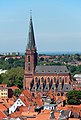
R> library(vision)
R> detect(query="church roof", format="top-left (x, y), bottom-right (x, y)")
top-left (26, 14), bottom-right (36, 50)
top-left (35, 65), bottom-right (69, 74)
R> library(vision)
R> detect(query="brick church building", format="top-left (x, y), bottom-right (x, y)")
top-left (23, 15), bottom-right (71, 95)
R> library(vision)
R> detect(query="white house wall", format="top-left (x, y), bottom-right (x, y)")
top-left (9, 98), bottom-right (26, 114)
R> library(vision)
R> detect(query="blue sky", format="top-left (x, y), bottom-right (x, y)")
top-left (0, 0), bottom-right (81, 53)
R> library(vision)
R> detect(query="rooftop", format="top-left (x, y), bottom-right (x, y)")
top-left (35, 65), bottom-right (69, 74)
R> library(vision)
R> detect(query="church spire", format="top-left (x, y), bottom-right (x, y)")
top-left (26, 11), bottom-right (36, 50)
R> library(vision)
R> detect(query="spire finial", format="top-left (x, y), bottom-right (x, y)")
top-left (26, 10), bottom-right (36, 50)
top-left (30, 9), bottom-right (32, 19)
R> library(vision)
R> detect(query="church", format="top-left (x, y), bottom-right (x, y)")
top-left (23, 14), bottom-right (71, 96)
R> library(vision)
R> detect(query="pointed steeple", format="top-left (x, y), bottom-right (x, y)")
top-left (26, 11), bottom-right (36, 50)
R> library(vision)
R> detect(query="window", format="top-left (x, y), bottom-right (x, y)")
top-left (57, 93), bottom-right (60, 96)
top-left (52, 87), bottom-right (54, 90)
top-left (65, 77), bottom-right (67, 83)
top-left (33, 87), bottom-right (35, 89)
top-left (54, 77), bottom-right (56, 83)
top-left (28, 64), bottom-right (30, 71)
top-left (18, 99), bottom-right (20, 102)
top-left (41, 77), bottom-right (44, 83)
top-left (48, 77), bottom-right (50, 83)
top-left (35, 77), bottom-right (38, 82)
top-left (59, 77), bottom-right (62, 83)
top-left (51, 79), bottom-right (53, 83)
top-left (28, 56), bottom-right (30, 62)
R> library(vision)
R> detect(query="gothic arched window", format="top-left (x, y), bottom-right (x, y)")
top-left (54, 77), bottom-right (56, 83)
top-left (28, 64), bottom-right (30, 71)
top-left (28, 56), bottom-right (30, 62)
top-left (59, 77), bottom-right (62, 83)
top-left (48, 77), bottom-right (50, 83)
top-left (65, 77), bottom-right (67, 83)
top-left (35, 77), bottom-right (38, 82)
top-left (41, 77), bottom-right (44, 83)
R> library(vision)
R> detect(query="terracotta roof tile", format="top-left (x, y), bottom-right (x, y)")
top-left (9, 111), bottom-right (22, 118)
top-left (10, 86), bottom-right (19, 91)
top-left (0, 84), bottom-right (7, 87)
top-left (19, 106), bottom-right (28, 112)
top-left (21, 111), bottom-right (37, 116)
top-left (21, 90), bottom-right (31, 100)
top-left (0, 104), bottom-right (7, 111)
top-left (68, 118), bottom-right (80, 120)
top-left (0, 98), bottom-right (3, 103)
top-left (58, 104), bottom-right (81, 113)
top-left (20, 95), bottom-right (31, 107)
top-left (19, 106), bottom-right (35, 113)
top-left (0, 110), bottom-right (7, 119)
top-left (32, 98), bottom-right (43, 106)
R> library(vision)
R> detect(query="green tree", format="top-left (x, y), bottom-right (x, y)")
top-left (2, 67), bottom-right (24, 89)
top-left (13, 89), bottom-right (22, 97)
top-left (67, 90), bottom-right (81, 105)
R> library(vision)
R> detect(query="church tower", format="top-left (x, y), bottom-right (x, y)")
top-left (23, 14), bottom-right (37, 89)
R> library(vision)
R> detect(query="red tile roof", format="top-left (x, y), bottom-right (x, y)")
top-left (10, 86), bottom-right (19, 91)
top-left (58, 104), bottom-right (81, 113)
top-left (0, 98), bottom-right (3, 103)
top-left (0, 104), bottom-right (7, 111)
top-left (21, 90), bottom-right (31, 100)
top-left (9, 111), bottom-right (22, 118)
top-left (0, 110), bottom-right (7, 119)
top-left (3, 98), bottom-right (14, 109)
top-left (32, 98), bottom-right (43, 107)
top-left (68, 118), bottom-right (80, 120)
top-left (0, 84), bottom-right (7, 87)
top-left (20, 95), bottom-right (31, 107)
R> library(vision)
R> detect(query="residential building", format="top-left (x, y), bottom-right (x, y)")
top-left (74, 74), bottom-right (81, 83)
top-left (9, 98), bottom-right (25, 114)
top-left (0, 87), bottom-right (13, 98)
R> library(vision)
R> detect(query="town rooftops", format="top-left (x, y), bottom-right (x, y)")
top-left (35, 65), bottom-right (69, 74)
